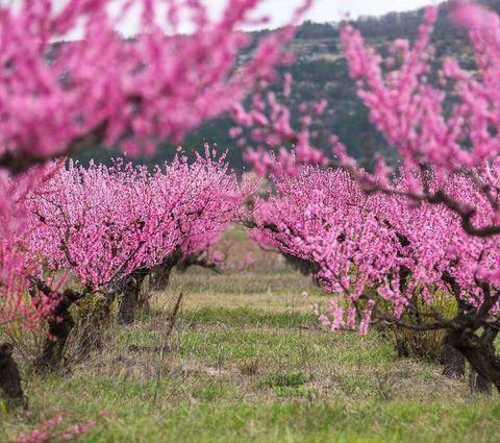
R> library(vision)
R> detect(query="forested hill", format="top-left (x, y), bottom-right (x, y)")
top-left (74, 0), bottom-right (500, 170)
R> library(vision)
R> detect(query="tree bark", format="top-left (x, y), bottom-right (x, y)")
top-left (137, 275), bottom-right (151, 314)
top-left (393, 329), bottom-right (410, 358)
top-left (118, 269), bottom-right (148, 324)
top-left (35, 303), bottom-right (75, 372)
top-left (32, 287), bottom-right (84, 373)
top-left (149, 267), bottom-right (172, 292)
top-left (440, 273), bottom-right (498, 392)
top-left (0, 343), bottom-right (27, 409)
top-left (71, 296), bottom-right (114, 363)
top-left (150, 252), bottom-right (181, 292)
top-left (119, 250), bottom-right (185, 324)
top-left (446, 329), bottom-right (500, 393)
top-left (468, 327), bottom-right (497, 394)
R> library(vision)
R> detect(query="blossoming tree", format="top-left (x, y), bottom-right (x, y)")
top-left (249, 165), bottom-right (498, 390)
top-left (0, 0), bottom-right (309, 329)
top-left (0, 0), bottom-right (308, 404)
top-left (25, 150), bottom-right (246, 369)
top-left (241, 2), bottom-right (499, 391)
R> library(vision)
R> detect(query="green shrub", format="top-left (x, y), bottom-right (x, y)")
top-left (391, 291), bottom-right (458, 362)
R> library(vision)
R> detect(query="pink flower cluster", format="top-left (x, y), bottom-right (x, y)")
top-left (233, 3), bottom-right (499, 239)
top-left (0, 164), bottom-right (62, 328)
top-left (0, 0), bottom-right (307, 170)
top-left (341, 4), bottom-right (499, 170)
top-left (250, 166), bottom-right (499, 334)
top-left (26, 149), bottom-right (245, 294)
top-left (0, 148), bottom-right (246, 327)
top-left (230, 75), bottom-right (330, 177)
top-left (15, 414), bottom-right (96, 443)
top-left (339, 3), bottom-right (499, 235)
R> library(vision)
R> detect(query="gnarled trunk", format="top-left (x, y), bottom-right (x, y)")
top-left (118, 269), bottom-right (148, 324)
top-left (119, 251), bottom-right (184, 324)
top-left (150, 266), bottom-right (172, 292)
top-left (35, 303), bottom-right (75, 372)
top-left (150, 252), bottom-right (182, 292)
top-left (393, 328), bottom-right (410, 358)
top-left (446, 328), bottom-right (500, 393)
top-left (440, 273), bottom-right (498, 392)
top-left (0, 343), bottom-right (27, 409)
top-left (71, 296), bottom-right (114, 364)
top-left (31, 284), bottom-right (85, 373)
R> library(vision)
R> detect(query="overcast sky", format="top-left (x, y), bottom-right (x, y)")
top-left (109, 0), bottom-right (442, 36)
top-left (41, 0), bottom-right (441, 38)
top-left (231, 0), bottom-right (439, 28)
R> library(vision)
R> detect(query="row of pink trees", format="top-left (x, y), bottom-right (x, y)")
top-left (241, 2), bottom-right (499, 392)
top-left (1, 149), bottom-right (247, 405)
top-left (24, 150), bottom-right (247, 369)
top-left (249, 165), bottom-right (498, 390)
top-left (0, 0), bottom-right (308, 328)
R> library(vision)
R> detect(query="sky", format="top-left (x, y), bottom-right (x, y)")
top-left (33, 0), bottom-right (440, 38)
top-left (225, 0), bottom-right (440, 28)
top-left (110, 0), bottom-right (441, 36)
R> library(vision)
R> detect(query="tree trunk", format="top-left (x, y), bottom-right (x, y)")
top-left (35, 305), bottom-right (75, 372)
top-left (0, 343), bottom-right (27, 409)
top-left (440, 274), bottom-right (499, 392)
top-left (469, 371), bottom-right (492, 395)
top-left (150, 265), bottom-right (173, 292)
top-left (118, 270), bottom-right (147, 324)
top-left (29, 280), bottom-right (85, 373)
top-left (72, 296), bottom-right (114, 363)
top-left (118, 278), bottom-right (140, 324)
top-left (468, 326), bottom-right (497, 394)
top-left (150, 251), bottom-right (182, 292)
top-left (393, 329), bottom-right (410, 358)
top-left (446, 329), bottom-right (500, 393)
top-left (441, 342), bottom-right (465, 379)
top-left (137, 275), bottom-right (151, 314)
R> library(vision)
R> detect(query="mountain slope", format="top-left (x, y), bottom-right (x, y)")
top-left (74, 0), bottom-right (500, 170)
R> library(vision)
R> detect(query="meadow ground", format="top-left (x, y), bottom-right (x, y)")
top-left (1, 230), bottom-right (499, 442)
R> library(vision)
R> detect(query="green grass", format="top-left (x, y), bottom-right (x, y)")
top-left (1, 264), bottom-right (499, 442)
top-left (181, 306), bottom-right (317, 329)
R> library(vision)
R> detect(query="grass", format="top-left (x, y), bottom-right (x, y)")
top-left (1, 258), bottom-right (499, 442)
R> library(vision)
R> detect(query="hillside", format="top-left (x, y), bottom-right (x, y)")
top-left (74, 0), bottom-right (500, 170)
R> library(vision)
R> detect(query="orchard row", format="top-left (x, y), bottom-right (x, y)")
top-left (0, 0), bottom-right (498, 408)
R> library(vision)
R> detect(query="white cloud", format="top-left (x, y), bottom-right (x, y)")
top-left (310, 0), bottom-right (440, 20)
